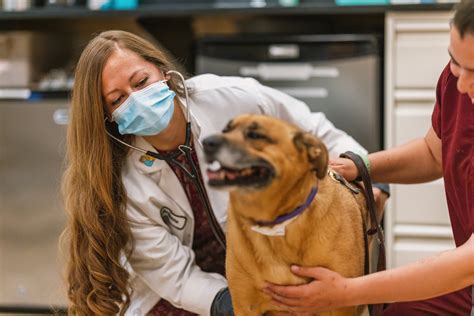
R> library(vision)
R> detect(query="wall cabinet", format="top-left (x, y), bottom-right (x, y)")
top-left (384, 11), bottom-right (455, 268)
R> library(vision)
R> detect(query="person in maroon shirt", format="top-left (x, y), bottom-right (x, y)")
top-left (263, 0), bottom-right (474, 314)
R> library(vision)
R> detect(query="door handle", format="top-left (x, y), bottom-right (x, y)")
top-left (240, 63), bottom-right (340, 81)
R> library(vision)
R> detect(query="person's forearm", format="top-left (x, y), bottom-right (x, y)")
top-left (369, 138), bottom-right (442, 184)
top-left (348, 234), bottom-right (474, 306)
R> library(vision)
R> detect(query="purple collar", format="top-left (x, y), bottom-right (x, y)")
top-left (255, 187), bottom-right (318, 227)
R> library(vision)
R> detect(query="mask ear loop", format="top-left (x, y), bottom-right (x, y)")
top-left (104, 117), bottom-right (147, 155)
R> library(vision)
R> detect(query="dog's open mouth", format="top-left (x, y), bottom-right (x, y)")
top-left (206, 160), bottom-right (274, 187)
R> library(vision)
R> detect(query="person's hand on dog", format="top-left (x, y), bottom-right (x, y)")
top-left (330, 158), bottom-right (389, 215)
top-left (328, 158), bottom-right (358, 181)
top-left (263, 265), bottom-right (352, 313)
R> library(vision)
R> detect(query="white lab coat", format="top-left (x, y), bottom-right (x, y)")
top-left (123, 74), bottom-right (367, 316)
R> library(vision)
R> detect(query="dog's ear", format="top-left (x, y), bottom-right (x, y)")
top-left (293, 132), bottom-right (328, 179)
top-left (222, 119), bottom-right (234, 133)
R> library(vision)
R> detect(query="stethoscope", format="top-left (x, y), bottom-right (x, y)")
top-left (105, 70), bottom-right (226, 249)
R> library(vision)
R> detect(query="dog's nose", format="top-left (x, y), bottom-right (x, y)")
top-left (203, 135), bottom-right (225, 157)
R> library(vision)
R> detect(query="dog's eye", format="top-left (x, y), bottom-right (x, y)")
top-left (246, 130), bottom-right (267, 140)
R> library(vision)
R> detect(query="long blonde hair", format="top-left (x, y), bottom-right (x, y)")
top-left (61, 30), bottom-right (184, 315)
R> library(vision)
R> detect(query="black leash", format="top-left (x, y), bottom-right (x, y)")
top-left (340, 151), bottom-right (386, 316)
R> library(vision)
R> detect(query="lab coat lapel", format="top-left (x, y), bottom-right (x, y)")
top-left (158, 164), bottom-right (193, 218)
top-left (132, 136), bottom-right (193, 217)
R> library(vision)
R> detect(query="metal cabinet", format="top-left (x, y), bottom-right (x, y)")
top-left (384, 11), bottom-right (455, 268)
top-left (0, 99), bottom-right (68, 310)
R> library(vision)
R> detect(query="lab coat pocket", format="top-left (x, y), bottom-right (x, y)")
top-left (159, 205), bottom-right (193, 245)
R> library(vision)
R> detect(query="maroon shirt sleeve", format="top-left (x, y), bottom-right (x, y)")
top-left (431, 63), bottom-right (452, 138)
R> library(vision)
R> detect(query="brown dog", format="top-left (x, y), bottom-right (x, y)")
top-left (203, 114), bottom-right (369, 316)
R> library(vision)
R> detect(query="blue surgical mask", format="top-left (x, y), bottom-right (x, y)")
top-left (111, 80), bottom-right (176, 136)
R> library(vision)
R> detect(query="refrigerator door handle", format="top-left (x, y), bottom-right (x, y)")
top-left (239, 63), bottom-right (340, 81)
top-left (268, 44), bottom-right (300, 59)
top-left (277, 87), bottom-right (329, 99)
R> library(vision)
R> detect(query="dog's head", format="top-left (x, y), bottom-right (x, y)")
top-left (203, 114), bottom-right (328, 194)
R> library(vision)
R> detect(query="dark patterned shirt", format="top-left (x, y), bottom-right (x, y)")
top-left (148, 142), bottom-right (226, 316)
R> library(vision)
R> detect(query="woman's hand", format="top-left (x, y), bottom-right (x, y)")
top-left (263, 266), bottom-right (352, 314)
top-left (329, 158), bottom-right (358, 181)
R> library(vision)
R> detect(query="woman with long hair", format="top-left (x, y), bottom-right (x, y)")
top-left (61, 30), bottom-right (388, 315)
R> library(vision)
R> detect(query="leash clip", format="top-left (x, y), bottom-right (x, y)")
top-left (329, 170), bottom-right (361, 194)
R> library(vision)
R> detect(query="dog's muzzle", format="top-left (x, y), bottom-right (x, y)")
top-left (202, 135), bottom-right (227, 160)
top-left (202, 135), bottom-right (275, 188)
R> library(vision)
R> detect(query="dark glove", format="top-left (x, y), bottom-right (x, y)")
top-left (211, 287), bottom-right (234, 316)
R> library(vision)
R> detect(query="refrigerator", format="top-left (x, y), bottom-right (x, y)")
top-left (196, 34), bottom-right (383, 152)
top-left (0, 99), bottom-right (69, 313)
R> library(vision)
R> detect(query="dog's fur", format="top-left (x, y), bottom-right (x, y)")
top-left (203, 114), bottom-right (370, 316)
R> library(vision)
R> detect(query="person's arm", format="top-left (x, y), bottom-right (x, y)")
top-left (264, 233), bottom-right (474, 313)
top-left (331, 127), bottom-right (443, 184)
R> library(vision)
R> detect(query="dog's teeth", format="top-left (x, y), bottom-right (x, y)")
top-left (219, 170), bottom-right (226, 180)
top-left (208, 160), bottom-right (222, 172)
top-left (241, 168), bottom-right (252, 176)
top-left (226, 172), bottom-right (237, 180)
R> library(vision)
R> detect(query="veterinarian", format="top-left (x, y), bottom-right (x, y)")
top-left (264, 0), bottom-right (474, 314)
top-left (62, 30), bottom-right (390, 316)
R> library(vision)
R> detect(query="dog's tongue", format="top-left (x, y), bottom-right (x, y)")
top-left (207, 169), bottom-right (240, 181)
top-left (207, 170), bottom-right (223, 180)
top-left (226, 172), bottom-right (238, 180)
